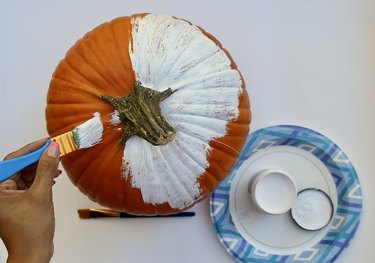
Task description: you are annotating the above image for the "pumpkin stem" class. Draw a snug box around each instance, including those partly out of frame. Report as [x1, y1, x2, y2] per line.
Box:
[101, 81, 176, 146]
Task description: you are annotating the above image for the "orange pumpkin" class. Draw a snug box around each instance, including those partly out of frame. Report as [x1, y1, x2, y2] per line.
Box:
[46, 13, 251, 215]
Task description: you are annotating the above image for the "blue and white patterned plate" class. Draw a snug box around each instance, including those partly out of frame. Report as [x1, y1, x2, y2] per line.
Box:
[210, 125, 362, 263]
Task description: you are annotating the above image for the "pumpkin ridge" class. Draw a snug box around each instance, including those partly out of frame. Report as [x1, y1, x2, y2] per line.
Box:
[197, 169, 220, 193]
[73, 40, 119, 89]
[167, 102, 239, 111]
[156, 32, 196, 84]
[173, 135, 210, 171]
[228, 122, 252, 131]
[82, 25, 134, 96]
[166, 103, 240, 121]
[46, 110, 101, 131]
[109, 19, 134, 85]
[74, 132, 123, 182]
[156, 146, 201, 206]
[75, 150, 119, 198]
[227, 115, 251, 130]
[153, 32, 237, 89]
[164, 45, 215, 83]
[47, 101, 100, 108]
[77, 145, 126, 199]
[62, 58, 107, 92]
[169, 49, 227, 82]
[174, 85, 242, 92]
[49, 111, 104, 128]
[123, 142, 171, 205]
[210, 138, 241, 156]
[166, 100, 238, 106]
[172, 119, 228, 138]
[211, 137, 242, 157]
[81, 33, 134, 92]
[168, 112, 237, 123]
[50, 78, 102, 99]
[162, 24, 223, 82]
[176, 136, 211, 167]
[46, 111, 102, 137]
[129, 15, 195, 83]
[170, 82, 242, 96]
[176, 130, 240, 165]
[177, 128, 219, 148]
[206, 149, 237, 177]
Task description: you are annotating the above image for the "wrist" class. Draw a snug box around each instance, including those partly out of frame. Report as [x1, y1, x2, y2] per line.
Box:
[7, 243, 53, 263]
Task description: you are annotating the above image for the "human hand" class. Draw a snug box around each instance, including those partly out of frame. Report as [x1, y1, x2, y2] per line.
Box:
[0, 138, 60, 263]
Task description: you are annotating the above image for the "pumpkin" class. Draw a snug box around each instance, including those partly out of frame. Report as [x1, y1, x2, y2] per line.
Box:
[46, 13, 251, 215]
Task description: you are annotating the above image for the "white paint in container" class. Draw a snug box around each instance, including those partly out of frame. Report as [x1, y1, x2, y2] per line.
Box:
[291, 188, 334, 231]
[248, 169, 297, 215]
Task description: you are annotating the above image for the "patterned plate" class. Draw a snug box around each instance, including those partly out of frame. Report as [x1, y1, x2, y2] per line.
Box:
[210, 125, 362, 263]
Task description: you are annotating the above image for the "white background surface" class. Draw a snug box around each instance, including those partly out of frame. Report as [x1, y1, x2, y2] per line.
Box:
[0, 0, 374, 262]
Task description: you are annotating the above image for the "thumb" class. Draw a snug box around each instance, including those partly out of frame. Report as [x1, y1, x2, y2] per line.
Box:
[30, 142, 60, 194]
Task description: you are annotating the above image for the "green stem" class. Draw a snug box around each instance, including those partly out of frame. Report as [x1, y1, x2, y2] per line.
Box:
[101, 81, 176, 146]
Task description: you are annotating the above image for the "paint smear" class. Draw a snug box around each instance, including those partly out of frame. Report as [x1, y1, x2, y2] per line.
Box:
[123, 14, 242, 209]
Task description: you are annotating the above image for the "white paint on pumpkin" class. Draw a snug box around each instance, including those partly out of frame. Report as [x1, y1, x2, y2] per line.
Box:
[124, 14, 243, 209]
[110, 110, 121, 125]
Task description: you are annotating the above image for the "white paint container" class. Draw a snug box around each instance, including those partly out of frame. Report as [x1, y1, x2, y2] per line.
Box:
[291, 188, 334, 231]
[248, 169, 297, 214]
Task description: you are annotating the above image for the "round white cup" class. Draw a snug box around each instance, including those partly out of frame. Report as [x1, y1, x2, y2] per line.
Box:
[248, 169, 297, 214]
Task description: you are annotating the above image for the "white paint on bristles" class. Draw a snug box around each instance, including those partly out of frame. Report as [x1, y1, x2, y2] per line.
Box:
[74, 112, 104, 149]
[123, 14, 242, 209]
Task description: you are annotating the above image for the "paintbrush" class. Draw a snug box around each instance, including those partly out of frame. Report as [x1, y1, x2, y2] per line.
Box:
[0, 112, 103, 183]
[78, 208, 195, 219]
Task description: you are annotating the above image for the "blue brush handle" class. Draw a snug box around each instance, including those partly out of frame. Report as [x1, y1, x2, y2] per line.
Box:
[118, 211, 196, 218]
[0, 140, 51, 183]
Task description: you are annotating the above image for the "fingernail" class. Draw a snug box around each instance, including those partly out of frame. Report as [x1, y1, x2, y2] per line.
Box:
[48, 142, 60, 158]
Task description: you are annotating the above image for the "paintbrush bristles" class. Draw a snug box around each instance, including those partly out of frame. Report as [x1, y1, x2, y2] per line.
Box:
[50, 112, 103, 157]
[72, 112, 103, 149]
[77, 209, 92, 219]
[78, 209, 120, 219]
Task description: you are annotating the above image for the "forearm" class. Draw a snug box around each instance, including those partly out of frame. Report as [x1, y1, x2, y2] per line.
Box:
[7, 248, 53, 263]
[6, 242, 53, 263]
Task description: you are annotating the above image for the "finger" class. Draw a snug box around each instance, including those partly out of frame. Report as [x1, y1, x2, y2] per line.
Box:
[55, 169, 62, 178]
[0, 189, 26, 196]
[19, 164, 39, 183]
[4, 138, 49, 160]
[30, 142, 60, 196]
[0, 180, 18, 190]
[0, 162, 38, 189]
[21, 167, 62, 190]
